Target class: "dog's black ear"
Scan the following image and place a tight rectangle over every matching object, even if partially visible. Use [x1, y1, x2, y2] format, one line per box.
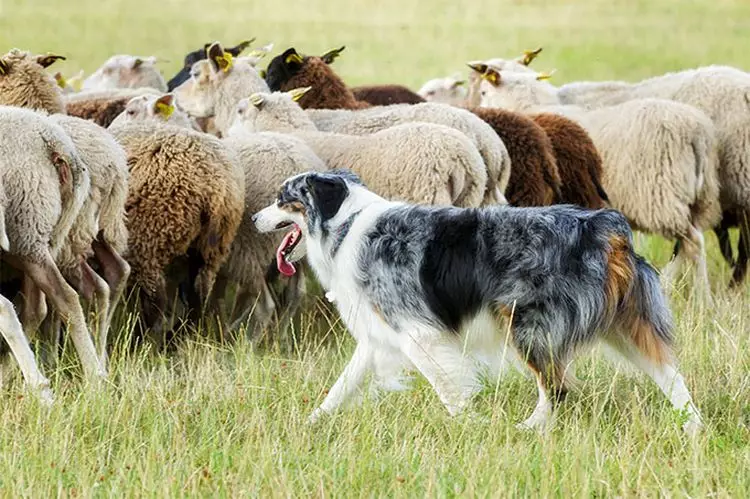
[305, 174, 348, 221]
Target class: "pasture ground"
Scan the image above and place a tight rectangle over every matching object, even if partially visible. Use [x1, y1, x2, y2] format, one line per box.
[0, 0, 749, 496]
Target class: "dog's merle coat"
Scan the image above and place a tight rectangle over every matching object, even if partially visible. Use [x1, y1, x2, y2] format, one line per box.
[254, 171, 702, 433]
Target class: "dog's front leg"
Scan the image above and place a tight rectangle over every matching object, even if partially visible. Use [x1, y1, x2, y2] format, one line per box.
[308, 341, 373, 424]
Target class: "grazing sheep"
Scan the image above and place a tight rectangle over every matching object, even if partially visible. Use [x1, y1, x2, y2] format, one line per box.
[108, 120, 244, 335]
[230, 89, 488, 208]
[422, 71, 608, 209]
[0, 49, 65, 113]
[0, 106, 105, 380]
[308, 104, 511, 205]
[82, 55, 167, 92]
[351, 84, 426, 105]
[474, 69, 721, 299]
[174, 42, 269, 135]
[557, 66, 750, 286]
[167, 39, 273, 91]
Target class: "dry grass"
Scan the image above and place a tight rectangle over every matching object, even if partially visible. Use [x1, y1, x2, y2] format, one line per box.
[0, 0, 749, 496]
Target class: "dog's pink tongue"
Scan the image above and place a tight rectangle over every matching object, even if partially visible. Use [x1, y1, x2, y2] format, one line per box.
[276, 229, 298, 277]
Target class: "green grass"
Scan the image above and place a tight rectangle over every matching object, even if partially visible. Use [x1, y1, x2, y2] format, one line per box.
[1, 0, 750, 496]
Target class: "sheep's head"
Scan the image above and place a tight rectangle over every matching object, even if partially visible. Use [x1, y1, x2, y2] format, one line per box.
[417, 75, 467, 106]
[109, 93, 188, 128]
[468, 63, 558, 111]
[166, 38, 259, 91]
[82, 55, 167, 92]
[264, 48, 306, 91]
[0, 49, 65, 113]
[227, 87, 311, 136]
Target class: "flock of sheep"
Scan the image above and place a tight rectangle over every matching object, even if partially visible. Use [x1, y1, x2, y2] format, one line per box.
[0, 40, 747, 403]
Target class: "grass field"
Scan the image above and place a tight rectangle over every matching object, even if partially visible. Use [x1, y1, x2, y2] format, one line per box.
[1, 0, 750, 496]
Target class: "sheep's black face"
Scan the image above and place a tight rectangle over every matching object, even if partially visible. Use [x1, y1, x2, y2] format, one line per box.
[168, 41, 252, 91]
[265, 48, 304, 91]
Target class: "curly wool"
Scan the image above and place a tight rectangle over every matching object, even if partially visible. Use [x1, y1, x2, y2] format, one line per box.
[66, 97, 130, 128]
[274, 57, 369, 110]
[0, 49, 64, 113]
[352, 85, 425, 105]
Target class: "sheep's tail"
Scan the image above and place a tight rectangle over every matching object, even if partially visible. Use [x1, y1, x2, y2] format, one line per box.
[450, 143, 487, 208]
[99, 163, 129, 254]
[47, 141, 89, 258]
[688, 129, 722, 231]
[606, 233, 673, 365]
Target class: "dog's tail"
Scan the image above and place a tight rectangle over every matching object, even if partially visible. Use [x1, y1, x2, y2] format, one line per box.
[605, 235, 674, 365]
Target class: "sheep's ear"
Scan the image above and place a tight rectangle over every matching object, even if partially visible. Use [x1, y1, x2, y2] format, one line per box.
[467, 62, 488, 75]
[249, 93, 265, 108]
[132, 56, 157, 69]
[54, 72, 67, 89]
[153, 94, 175, 119]
[320, 46, 345, 64]
[36, 53, 66, 68]
[207, 42, 233, 72]
[259, 68, 267, 79]
[287, 86, 311, 102]
[451, 79, 466, 88]
[482, 68, 501, 86]
[284, 49, 304, 66]
[520, 47, 542, 66]
[0, 59, 8, 75]
[536, 69, 555, 81]
[228, 38, 256, 56]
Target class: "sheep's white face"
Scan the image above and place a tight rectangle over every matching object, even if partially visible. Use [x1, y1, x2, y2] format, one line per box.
[477, 72, 558, 111]
[173, 59, 217, 118]
[417, 77, 467, 106]
[110, 94, 191, 129]
[82, 55, 165, 92]
[227, 92, 307, 135]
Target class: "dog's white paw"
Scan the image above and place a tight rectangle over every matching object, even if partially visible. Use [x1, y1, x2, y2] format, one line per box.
[682, 416, 703, 437]
[307, 407, 326, 425]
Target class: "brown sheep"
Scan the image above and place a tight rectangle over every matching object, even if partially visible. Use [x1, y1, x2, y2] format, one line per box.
[471, 108, 561, 206]
[530, 113, 609, 209]
[352, 85, 426, 105]
[66, 96, 130, 128]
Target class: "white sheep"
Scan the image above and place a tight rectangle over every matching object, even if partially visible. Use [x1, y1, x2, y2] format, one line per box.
[230, 89, 489, 208]
[557, 65, 750, 286]
[308, 103, 511, 205]
[82, 55, 167, 92]
[417, 75, 468, 107]
[0, 106, 105, 381]
[109, 93, 201, 131]
[474, 69, 721, 301]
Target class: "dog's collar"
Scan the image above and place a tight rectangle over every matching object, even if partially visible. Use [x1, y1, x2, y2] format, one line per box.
[330, 210, 362, 257]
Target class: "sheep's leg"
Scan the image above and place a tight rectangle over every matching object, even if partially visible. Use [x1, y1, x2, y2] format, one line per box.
[0, 294, 53, 404]
[138, 273, 169, 340]
[713, 226, 735, 267]
[730, 211, 749, 287]
[19, 275, 47, 337]
[686, 226, 713, 305]
[230, 284, 276, 341]
[79, 262, 111, 368]
[660, 241, 685, 292]
[7, 253, 106, 381]
[91, 238, 130, 328]
[38, 312, 62, 373]
[208, 273, 230, 327]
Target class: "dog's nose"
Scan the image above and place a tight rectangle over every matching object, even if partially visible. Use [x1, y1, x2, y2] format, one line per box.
[251, 213, 259, 224]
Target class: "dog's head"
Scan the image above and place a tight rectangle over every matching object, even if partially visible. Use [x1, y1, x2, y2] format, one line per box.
[253, 170, 362, 276]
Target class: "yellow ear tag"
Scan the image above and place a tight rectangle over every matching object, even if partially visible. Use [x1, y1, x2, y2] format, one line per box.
[54, 72, 67, 89]
[216, 52, 234, 72]
[249, 93, 265, 107]
[521, 47, 543, 66]
[285, 53, 304, 65]
[482, 70, 499, 85]
[536, 70, 555, 81]
[155, 101, 175, 119]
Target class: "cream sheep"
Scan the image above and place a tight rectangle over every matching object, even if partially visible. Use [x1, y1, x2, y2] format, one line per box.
[308, 103, 511, 205]
[417, 75, 468, 107]
[0, 49, 65, 113]
[113, 91, 325, 334]
[82, 55, 167, 92]
[108, 120, 244, 337]
[109, 93, 201, 131]
[0, 106, 105, 380]
[557, 66, 750, 286]
[230, 89, 488, 208]
[173, 42, 269, 135]
[474, 69, 721, 300]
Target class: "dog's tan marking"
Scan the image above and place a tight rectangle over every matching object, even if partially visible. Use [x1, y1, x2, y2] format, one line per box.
[280, 201, 306, 215]
[604, 235, 634, 316]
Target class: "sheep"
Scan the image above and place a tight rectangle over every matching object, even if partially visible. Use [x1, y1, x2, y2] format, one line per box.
[109, 93, 201, 131]
[167, 39, 273, 91]
[174, 42, 269, 136]
[53, 70, 84, 94]
[64, 87, 164, 128]
[229, 89, 488, 208]
[474, 68, 722, 299]
[556, 65, 750, 286]
[420, 71, 609, 210]
[0, 49, 65, 113]
[351, 84, 426, 105]
[0, 105, 105, 380]
[108, 120, 244, 336]
[308, 104, 511, 205]
[82, 55, 167, 92]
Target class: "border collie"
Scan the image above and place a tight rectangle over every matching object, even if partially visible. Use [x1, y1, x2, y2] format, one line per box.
[253, 170, 702, 433]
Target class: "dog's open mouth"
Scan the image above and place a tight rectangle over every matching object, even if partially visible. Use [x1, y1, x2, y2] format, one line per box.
[276, 223, 302, 277]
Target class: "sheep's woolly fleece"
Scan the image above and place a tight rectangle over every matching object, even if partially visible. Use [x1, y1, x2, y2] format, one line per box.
[0, 49, 65, 113]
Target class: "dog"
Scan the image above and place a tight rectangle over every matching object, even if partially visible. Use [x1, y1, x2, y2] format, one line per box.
[253, 170, 702, 433]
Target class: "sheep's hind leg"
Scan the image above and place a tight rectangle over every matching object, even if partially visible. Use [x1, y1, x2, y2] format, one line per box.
[0, 295, 53, 404]
[91, 237, 131, 337]
[8, 252, 106, 381]
[730, 210, 749, 287]
[78, 262, 111, 369]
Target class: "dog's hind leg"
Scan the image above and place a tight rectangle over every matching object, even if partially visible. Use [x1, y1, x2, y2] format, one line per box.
[308, 341, 373, 424]
[400, 327, 480, 416]
[603, 335, 702, 435]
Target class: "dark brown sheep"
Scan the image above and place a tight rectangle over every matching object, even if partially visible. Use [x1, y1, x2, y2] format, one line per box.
[530, 113, 609, 209]
[66, 97, 129, 128]
[352, 85, 425, 105]
[470, 108, 561, 207]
